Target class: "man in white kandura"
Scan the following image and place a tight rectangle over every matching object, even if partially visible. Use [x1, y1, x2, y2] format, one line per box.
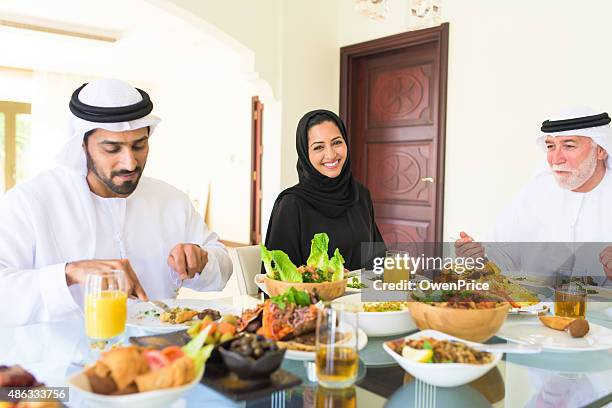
[0, 79, 233, 326]
[456, 107, 612, 283]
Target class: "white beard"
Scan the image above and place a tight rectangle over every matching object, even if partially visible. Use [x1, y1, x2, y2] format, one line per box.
[551, 146, 598, 190]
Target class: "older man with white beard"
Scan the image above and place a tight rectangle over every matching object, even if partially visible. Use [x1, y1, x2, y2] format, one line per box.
[456, 108, 612, 283]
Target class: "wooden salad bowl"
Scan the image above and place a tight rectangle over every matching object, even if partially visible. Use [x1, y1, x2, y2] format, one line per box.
[264, 277, 348, 301]
[406, 301, 511, 342]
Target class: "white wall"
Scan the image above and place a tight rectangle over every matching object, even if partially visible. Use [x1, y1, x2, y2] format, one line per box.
[0, 0, 268, 245]
[162, 0, 340, 239]
[278, 0, 340, 189]
[159, 0, 282, 99]
[146, 48, 254, 243]
[338, 0, 612, 239]
[0, 68, 32, 103]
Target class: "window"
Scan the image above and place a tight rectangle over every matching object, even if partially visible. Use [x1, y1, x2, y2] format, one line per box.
[0, 101, 31, 192]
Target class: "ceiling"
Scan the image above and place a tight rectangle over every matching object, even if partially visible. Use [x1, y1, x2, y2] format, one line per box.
[0, 0, 239, 81]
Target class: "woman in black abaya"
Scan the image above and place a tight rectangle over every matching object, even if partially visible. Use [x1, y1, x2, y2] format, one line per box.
[264, 109, 385, 271]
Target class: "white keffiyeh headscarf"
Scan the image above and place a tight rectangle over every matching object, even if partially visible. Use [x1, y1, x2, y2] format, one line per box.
[536, 107, 612, 173]
[56, 78, 161, 175]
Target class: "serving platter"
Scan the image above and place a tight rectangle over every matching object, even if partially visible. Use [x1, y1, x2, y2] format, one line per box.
[496, 317, 612, 352]
[126, 299, 240, 333]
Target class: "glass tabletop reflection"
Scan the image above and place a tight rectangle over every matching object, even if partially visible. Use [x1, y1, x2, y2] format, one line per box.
[0, 295, 610, 408]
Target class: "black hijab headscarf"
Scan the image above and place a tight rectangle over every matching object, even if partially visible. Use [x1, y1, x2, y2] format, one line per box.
[277, 109, 360, 218]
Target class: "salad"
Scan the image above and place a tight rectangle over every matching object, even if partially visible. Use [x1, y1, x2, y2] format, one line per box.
[261, 232, 346, 283]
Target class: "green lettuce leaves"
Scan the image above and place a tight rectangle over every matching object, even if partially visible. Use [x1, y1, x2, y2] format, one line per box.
[306, 233, 329, 270]
[329, 248, 345, 281]
[260, 244, 302, 282]
[260, 243, 275, 278]
[261, 232, 345, 282]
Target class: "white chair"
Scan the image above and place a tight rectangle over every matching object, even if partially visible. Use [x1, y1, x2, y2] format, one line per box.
[231, 245, 262, 295]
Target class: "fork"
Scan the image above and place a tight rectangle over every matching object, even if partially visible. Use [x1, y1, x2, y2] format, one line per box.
[148, 300, 171, 313]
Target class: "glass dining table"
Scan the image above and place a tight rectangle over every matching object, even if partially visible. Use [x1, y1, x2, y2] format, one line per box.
[1, 294, 611, 408]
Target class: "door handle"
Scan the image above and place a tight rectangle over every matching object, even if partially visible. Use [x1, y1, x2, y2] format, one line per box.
[421, 177, 435, 183]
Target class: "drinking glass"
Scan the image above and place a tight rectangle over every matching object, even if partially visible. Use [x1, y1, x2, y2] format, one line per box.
[315, 385, 356, 408]
[554, 269, 587, 318]
[84, 270, 128, 350]
[383, 250, 412, 284]
[315, 307, 359, 389]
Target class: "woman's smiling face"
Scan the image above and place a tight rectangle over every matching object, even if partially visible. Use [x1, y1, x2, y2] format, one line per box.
[307, 120, 347, 178]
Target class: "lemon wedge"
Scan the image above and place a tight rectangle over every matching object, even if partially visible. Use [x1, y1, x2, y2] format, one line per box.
[401, 346, 433, 363]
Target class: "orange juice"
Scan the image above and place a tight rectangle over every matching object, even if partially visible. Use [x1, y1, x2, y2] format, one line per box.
[85, 290, 127, 339]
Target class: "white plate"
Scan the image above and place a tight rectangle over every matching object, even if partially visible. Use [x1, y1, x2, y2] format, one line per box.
[496, 317, 612, 352]
[331, 293, 417, 337]
[127, 299, 239, 333]
[254, 273, 362, 295]
[284, 328, 368, 361]
[68, 365, 203, 408]
[382, 329, 503, 388]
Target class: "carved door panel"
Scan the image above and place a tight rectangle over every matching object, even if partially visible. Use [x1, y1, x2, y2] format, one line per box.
[341, 25, 449, 256]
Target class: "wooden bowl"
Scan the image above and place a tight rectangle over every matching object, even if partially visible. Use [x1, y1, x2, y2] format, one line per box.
[263, 277, 348, 301]
[406, 302, 510, 342]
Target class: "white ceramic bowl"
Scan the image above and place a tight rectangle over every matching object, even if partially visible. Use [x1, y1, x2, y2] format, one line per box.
[67, 366, 203, 408]
[382, 329, 503, 387]
[331, 293, 417, 337]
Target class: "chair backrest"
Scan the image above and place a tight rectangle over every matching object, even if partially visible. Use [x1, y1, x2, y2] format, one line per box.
[232, 245, 262, 295]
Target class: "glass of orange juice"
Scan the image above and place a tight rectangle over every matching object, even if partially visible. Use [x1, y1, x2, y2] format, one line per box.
[84, 270, 127, 350]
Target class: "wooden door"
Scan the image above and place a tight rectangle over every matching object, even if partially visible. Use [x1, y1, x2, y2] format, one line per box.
[250, 97, 264, 244]
[340, 24, 448, 255]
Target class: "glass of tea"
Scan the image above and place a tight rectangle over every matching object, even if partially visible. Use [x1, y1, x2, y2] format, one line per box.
[554, 269, 587, 318]
[315, 306, 359, 389]
[383, 250, 412, 284]
[84, 270, 128, 351]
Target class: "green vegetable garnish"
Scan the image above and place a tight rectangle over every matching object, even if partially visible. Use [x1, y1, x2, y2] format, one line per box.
[187, 321, 202, 338]
[271, 287, 311, 310]
[182, 325, 215, 374]
[423, 340, 433, 350]
[347, 277, 366, 289]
